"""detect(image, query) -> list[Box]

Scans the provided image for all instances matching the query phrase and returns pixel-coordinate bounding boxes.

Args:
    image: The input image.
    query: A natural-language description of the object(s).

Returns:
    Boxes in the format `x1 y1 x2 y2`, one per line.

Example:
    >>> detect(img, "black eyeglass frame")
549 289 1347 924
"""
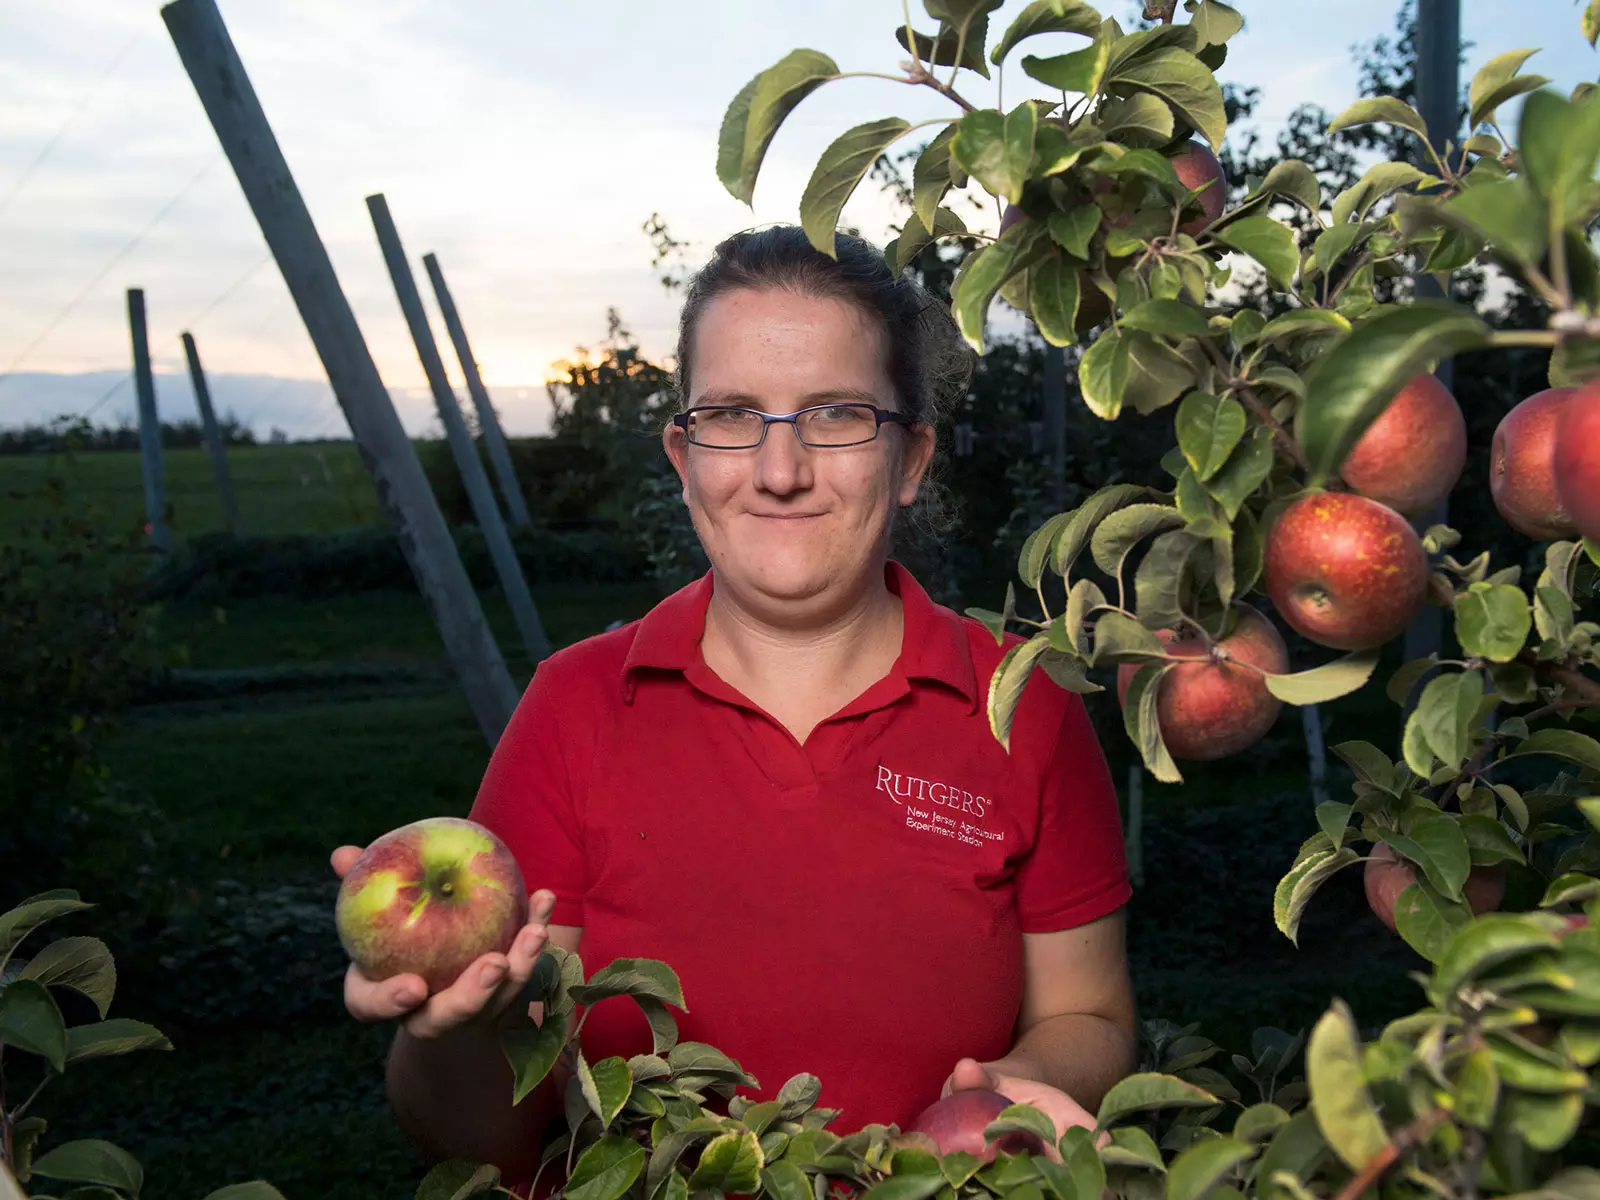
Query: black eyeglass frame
671 403 919 449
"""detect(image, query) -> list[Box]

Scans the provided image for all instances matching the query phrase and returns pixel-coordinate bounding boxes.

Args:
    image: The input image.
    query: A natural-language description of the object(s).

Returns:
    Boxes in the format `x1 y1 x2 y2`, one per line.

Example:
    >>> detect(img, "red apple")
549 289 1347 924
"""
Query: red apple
1558 913 1593 939
1491 388 1579 539
1554 381 1600 542
1263 492 1429 651
1169 141 1226 235
1339 374 1467 516
335 816 528 995
1363 841 1506 933
1115 606 1288 760
909 1090 1044 1162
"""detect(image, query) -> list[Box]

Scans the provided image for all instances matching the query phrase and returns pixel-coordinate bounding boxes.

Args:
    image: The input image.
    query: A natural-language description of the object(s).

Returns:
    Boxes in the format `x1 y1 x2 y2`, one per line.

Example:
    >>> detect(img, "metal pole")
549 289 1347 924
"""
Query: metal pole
161 0 518 744
368 195 550 666
1403 0 1460 693
1126 764 1144 889
423 252 533 529
181 331 242 535
128 288 172 553
1043 342 1067 511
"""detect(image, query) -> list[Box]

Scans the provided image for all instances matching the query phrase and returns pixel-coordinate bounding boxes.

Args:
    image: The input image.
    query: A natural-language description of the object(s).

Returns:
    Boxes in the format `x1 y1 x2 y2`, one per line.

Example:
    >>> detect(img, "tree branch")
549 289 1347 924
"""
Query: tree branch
902 61 977 112
1200 339 1312 473
1332 1108 1451 1200
1517 651 1600 704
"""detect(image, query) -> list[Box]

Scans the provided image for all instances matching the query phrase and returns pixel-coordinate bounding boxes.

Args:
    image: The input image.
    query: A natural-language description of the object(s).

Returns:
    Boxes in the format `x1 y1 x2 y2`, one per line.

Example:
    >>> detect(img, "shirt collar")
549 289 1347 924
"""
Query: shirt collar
620 561 978 711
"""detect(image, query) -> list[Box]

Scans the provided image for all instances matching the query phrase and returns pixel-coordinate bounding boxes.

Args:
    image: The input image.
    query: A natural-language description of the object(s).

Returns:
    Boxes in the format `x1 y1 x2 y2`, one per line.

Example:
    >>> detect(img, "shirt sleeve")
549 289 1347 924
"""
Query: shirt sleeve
468 658 589 927
1013 694 1132 933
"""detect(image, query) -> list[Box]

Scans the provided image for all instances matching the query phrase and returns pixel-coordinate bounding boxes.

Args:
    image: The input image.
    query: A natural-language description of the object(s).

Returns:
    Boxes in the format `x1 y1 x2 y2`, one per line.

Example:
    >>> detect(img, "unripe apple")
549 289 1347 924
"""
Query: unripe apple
1554 381 1600 542
1168 140 1226 235
1338 374 1467 516
1491 388 1579 539
909 1090 1044 1162
1263 492 1429 652
1363 841 1506 933
1115 606 1288 761
335 816 528 995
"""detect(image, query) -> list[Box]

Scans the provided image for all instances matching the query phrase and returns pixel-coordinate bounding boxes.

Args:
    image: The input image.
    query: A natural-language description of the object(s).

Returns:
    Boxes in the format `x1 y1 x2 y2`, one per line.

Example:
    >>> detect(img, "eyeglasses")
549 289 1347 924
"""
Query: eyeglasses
673 403 918 449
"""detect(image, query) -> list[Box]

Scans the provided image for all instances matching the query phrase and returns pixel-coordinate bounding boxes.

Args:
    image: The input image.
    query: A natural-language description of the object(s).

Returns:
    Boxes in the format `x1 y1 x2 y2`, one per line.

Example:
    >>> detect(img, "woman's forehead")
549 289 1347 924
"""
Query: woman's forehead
690 288 892 398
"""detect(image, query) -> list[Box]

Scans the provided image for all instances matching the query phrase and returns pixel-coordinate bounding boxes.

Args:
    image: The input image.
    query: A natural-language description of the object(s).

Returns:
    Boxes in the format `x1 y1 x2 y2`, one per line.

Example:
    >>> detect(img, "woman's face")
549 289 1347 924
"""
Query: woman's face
664 287 936 610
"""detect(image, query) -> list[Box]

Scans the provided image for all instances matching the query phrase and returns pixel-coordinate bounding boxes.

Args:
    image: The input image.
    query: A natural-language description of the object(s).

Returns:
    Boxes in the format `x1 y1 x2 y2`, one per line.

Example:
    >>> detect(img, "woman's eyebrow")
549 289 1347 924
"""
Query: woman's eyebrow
694 387 880 408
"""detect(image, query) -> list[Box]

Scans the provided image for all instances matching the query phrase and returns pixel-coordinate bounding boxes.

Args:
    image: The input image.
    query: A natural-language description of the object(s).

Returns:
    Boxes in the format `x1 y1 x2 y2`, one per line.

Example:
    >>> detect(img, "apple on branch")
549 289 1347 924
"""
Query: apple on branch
1116 605 1288 761
335 816 528 995
1339 373 1467 517
1491 387 1579 540
1363 841 1506 933
1555 380 1600 542
1263 492 1429 652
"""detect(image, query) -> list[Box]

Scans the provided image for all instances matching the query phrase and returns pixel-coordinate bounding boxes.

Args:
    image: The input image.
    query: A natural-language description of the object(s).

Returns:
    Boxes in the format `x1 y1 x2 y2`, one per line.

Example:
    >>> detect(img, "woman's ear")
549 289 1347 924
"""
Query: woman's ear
896 421 938 506
663 419 690 491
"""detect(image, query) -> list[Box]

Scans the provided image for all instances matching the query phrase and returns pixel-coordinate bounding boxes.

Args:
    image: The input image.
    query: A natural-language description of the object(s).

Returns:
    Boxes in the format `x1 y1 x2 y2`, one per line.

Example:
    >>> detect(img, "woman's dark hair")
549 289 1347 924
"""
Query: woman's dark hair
672 225 975 535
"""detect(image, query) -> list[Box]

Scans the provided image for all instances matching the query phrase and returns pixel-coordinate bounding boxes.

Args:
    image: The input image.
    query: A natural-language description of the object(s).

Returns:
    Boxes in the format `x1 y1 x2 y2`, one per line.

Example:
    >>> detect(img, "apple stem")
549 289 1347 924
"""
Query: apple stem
1330 1107 1449 1200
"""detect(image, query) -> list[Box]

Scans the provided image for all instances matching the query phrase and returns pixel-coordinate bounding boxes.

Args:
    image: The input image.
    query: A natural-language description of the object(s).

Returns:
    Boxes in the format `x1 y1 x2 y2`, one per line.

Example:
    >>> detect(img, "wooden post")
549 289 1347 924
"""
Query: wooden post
1304 703 1332 811
161 0 518 744
423 252 533 529
127 288 172 553
180 331 242 535
368 195 550 666
1125 765 1144 889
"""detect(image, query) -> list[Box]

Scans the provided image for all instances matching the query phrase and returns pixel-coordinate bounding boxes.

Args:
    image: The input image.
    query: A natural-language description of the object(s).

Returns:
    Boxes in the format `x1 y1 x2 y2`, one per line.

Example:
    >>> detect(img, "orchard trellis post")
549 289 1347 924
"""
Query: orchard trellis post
423 252 533 530
367 195 551 667
127 288 171 553
180 331 242 535
161 0 519 745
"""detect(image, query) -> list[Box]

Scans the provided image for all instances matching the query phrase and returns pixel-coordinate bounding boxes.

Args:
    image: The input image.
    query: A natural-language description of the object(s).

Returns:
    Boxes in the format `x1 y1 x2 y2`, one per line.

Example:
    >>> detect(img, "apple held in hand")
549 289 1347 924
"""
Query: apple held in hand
1363 841 1506 933
1116 606 1288 761
910 1090 1045 1162
1339 374 1467 517
1263 492 1429 652
1491 387 1579 539
1554 381 1600 542
335 816 528 995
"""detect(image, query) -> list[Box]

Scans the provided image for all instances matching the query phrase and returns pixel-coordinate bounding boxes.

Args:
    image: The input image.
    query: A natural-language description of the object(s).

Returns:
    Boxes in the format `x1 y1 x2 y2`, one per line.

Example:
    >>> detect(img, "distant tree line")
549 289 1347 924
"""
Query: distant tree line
0 413 259 455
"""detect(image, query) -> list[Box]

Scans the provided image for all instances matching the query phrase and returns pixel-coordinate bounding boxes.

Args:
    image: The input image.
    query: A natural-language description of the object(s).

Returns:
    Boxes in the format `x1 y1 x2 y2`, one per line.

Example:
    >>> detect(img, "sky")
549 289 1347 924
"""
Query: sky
0 1 1597 440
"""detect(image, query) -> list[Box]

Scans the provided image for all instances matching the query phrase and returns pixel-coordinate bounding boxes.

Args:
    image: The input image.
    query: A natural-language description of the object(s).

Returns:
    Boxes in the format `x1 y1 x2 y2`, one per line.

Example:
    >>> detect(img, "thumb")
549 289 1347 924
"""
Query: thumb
948 1057 999 1094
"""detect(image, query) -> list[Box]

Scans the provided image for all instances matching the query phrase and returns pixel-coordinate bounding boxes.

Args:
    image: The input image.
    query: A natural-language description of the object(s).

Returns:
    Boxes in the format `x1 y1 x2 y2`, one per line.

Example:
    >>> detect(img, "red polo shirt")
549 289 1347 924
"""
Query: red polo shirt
470 561 1130 1140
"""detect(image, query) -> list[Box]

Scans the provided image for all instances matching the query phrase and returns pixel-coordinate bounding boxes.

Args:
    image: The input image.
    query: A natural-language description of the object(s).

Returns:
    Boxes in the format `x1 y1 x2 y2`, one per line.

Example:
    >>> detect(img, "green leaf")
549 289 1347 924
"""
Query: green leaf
1079 327 1131 419
1097 1072 1219 1128
988 633 1051 752
1507 729 1600 774
1124 662 1181 784
1255 310 1350 349
1209 216 1298 290
1176 466 1228 538
0 892 91 962
502 1008 569 1104
1134 529 1203 631
1306 1001 1390 1170
1403 811 1473 901
1503 1090 1585 1152
1052 484 1151 577
200 1184 292 1200
762 1161 815 1200
1093 611 1168 665
914 125 966 233
30 1140 143 1194
415 1160 503 1200
861 1177 948 1200
1327 96 1429 142
1020 511 1076 590
1124 332 1199 415
1393 880 1472 963
1298 302 1488 485
720 51 840 206
1274 847 1360 946
1429 177 1549 266
1122 299 1212 339
1048 206 1101 258
1249 160 1321 216
1470 49 1546 127
951 227 1038 353
951 104 1036 205
1434 915 1558 998
0 977 66 1072
1335 161 1437 225
1030 255 1082 347
992 0 1101 64
1332 740 1396 790
1454 584 1533 662
65 1018 172 1065
1022 41 1110 96
1091 504 1186 575
579 1053 634 1130
567 1135 648 1200
17 936 115 1018
800 118 911 257
571 959 685 1009
1410 669 1483 773
1062 579 1107 656
1452 1045 1500 1131
1262 651 1379 705
1188 1 1242 48
1202 426 1274 521
1457 813 1525 867
897 21 993 79
1519 88 1600 224
689 1130 765 1194
1587 0 1600 46
1164 1136 1254 1200
1098 93 1177 146
1107 47 1227 149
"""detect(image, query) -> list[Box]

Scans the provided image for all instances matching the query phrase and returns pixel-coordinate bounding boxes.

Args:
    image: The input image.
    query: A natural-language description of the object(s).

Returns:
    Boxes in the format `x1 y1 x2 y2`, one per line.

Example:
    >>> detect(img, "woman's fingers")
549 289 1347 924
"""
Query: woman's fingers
344 962 428 1022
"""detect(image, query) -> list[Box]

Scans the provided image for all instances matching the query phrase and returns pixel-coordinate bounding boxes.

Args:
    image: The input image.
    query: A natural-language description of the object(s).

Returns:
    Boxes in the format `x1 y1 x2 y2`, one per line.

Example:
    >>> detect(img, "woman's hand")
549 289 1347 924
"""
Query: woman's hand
941 1056 1100 1160
331 844 558 1042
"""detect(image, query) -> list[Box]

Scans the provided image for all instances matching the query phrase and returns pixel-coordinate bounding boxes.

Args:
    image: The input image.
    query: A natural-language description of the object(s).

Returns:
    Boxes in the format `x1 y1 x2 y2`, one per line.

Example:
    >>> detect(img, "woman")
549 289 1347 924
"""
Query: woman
335 226 1137 1185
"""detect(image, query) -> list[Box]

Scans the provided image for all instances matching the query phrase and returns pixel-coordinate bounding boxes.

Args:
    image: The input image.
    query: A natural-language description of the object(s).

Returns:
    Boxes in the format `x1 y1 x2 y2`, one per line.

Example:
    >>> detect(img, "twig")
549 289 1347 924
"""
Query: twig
1332 1108 1451 1200
1199 339 1311 472
1518 652 1600 704
902 61 978 112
